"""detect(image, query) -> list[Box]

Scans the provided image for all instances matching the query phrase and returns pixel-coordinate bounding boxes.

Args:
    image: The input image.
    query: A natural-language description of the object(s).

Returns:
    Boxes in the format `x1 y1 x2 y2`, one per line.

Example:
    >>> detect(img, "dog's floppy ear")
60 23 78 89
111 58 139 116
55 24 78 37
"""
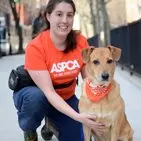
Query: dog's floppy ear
82 47 95 63
107 45 121 61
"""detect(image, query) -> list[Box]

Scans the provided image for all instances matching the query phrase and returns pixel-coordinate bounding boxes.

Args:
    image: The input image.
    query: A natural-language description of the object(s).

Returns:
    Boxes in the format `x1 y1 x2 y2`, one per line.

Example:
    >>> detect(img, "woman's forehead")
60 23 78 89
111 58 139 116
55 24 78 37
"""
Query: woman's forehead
53 2 74 13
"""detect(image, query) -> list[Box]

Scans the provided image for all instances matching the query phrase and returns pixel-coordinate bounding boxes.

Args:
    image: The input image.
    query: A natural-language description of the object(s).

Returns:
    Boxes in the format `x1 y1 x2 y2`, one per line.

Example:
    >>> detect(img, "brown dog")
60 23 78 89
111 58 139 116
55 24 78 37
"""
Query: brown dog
79 46 133 141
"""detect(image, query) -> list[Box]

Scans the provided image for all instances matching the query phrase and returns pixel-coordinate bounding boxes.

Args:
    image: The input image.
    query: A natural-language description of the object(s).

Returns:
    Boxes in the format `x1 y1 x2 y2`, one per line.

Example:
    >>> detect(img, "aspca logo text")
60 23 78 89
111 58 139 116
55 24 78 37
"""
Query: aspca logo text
51 60 80 73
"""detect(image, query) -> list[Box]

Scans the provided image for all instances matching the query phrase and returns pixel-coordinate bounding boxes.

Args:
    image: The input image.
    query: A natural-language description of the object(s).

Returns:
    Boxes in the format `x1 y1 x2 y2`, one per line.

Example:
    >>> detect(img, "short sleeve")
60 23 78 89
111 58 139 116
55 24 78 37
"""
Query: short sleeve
79 35 90 66
83 37 89 49
76 33 89 50
24 38 47 70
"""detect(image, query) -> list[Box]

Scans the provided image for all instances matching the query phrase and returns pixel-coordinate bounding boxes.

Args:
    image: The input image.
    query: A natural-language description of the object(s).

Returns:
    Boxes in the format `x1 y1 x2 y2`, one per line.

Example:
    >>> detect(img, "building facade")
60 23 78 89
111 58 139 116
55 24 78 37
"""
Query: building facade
125 0 141 23
106 0 141 27
75 0 141 38
0 0 10 15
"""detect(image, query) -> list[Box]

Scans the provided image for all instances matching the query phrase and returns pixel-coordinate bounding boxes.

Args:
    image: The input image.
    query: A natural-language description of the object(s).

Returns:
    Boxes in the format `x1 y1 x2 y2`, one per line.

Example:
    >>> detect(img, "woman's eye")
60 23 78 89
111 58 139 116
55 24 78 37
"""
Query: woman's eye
57 13 62 16
107 59 113 64
68 14 73 18
93 60 99 65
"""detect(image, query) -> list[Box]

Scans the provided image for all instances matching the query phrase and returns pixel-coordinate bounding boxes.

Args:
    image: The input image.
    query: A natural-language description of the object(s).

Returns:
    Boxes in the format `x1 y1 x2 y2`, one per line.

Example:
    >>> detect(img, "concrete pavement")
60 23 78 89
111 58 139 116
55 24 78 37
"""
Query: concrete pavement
0 54 141 141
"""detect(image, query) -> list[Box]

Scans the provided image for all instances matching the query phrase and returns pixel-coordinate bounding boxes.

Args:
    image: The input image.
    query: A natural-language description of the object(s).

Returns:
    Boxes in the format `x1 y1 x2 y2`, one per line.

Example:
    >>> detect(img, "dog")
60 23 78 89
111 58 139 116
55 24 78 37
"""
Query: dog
79 45 133 141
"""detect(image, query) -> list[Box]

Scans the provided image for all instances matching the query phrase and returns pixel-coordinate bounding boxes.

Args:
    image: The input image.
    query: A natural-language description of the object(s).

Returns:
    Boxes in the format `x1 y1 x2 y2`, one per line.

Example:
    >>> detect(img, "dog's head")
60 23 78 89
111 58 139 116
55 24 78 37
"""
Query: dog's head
82 45 121 85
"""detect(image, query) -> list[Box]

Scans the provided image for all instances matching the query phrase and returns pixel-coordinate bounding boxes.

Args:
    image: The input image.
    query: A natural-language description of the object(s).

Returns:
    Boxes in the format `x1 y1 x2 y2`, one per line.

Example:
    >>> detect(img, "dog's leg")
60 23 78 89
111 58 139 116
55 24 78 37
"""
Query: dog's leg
94 135 102 141
129 137 133 141
118 137 133 141
83 125 91 141
118 136 133 141
118 114 133 141
111 113 124 141
111 124 120 141
92 130 103 141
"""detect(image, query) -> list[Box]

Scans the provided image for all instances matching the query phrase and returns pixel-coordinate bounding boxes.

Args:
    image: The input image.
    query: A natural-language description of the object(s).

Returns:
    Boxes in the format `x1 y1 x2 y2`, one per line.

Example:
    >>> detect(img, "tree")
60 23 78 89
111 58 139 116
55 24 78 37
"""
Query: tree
89 0 111 46
89 0 102 46
99 0 111 45
9 0 24 54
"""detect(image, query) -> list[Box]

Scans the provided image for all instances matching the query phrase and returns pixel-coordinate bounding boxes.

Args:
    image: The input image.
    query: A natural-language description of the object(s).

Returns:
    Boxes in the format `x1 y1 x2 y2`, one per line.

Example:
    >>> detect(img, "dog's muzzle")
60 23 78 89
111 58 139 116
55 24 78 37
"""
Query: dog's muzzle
101 72 109 81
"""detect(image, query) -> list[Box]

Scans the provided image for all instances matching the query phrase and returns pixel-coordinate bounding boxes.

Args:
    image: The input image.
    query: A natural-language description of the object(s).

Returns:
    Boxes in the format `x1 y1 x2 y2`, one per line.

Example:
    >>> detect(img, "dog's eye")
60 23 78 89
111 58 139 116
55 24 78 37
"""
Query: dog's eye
107 59 113 64
93 60 100 65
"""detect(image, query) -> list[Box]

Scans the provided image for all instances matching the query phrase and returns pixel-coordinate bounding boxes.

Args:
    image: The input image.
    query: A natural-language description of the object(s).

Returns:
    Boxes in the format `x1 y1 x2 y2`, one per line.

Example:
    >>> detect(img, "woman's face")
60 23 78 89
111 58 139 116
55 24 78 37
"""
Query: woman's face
46 2 74 37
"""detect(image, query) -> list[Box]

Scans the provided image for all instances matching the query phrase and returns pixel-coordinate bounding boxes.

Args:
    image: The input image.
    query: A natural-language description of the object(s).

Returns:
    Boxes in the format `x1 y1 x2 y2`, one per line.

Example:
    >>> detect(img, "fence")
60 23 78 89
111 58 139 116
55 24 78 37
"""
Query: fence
87 19 141 75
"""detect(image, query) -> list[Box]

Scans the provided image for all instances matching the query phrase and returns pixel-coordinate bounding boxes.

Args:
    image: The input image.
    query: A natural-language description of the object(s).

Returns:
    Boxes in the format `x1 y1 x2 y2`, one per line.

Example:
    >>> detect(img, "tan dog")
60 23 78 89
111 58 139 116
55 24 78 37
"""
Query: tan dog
79 46 133 141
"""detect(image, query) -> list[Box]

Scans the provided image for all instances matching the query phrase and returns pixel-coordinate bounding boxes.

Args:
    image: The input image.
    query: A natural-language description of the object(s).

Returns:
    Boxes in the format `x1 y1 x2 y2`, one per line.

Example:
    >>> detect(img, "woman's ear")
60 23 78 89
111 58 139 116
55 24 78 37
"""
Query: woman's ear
46 13 50 22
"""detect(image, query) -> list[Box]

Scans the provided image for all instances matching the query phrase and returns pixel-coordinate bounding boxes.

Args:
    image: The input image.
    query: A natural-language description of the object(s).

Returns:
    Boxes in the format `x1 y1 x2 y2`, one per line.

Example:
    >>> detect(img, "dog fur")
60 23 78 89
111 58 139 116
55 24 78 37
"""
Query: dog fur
79 46 133 141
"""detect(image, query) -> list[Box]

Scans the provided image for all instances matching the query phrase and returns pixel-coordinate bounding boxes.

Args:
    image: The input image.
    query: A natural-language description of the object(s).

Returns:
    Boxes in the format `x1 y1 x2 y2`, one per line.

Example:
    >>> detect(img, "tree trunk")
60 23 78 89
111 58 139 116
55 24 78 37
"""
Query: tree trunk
89 0 97 34
89 0 103 47
9 0 24 54
0 34 2 57
98 0 111 45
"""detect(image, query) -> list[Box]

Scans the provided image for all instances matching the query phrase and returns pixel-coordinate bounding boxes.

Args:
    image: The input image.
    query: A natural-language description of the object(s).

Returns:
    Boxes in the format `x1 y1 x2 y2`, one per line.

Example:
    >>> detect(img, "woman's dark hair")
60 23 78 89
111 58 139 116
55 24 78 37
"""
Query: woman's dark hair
44 0 78 53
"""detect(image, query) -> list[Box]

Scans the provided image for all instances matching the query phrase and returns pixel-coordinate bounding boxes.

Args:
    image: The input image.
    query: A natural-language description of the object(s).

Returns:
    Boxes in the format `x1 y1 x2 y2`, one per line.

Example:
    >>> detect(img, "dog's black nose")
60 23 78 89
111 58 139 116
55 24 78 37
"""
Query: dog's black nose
102 73 109 81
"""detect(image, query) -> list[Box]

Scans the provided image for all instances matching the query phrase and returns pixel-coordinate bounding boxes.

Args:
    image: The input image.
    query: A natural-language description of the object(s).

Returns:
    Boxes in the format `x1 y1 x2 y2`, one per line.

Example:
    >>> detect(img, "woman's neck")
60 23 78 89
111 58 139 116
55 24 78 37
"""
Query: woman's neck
50 30 67 51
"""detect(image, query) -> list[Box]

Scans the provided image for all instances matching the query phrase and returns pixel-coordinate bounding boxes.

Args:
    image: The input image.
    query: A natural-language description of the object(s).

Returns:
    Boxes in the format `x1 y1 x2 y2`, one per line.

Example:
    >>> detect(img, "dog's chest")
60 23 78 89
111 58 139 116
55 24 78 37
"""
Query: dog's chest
84 99 116 124
80 91 122 125
91 104 115 125
79 81 123 124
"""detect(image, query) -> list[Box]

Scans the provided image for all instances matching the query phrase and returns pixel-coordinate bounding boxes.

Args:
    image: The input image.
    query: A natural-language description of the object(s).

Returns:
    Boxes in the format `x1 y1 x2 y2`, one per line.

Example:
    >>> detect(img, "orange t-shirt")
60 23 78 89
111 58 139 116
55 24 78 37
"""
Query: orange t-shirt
25 30 89 99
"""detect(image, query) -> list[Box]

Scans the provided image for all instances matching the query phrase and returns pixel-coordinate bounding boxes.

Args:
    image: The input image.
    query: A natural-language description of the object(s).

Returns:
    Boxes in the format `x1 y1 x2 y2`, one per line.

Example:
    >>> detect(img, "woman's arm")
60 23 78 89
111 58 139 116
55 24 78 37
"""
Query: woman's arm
28 70 80 120
28 70 105 132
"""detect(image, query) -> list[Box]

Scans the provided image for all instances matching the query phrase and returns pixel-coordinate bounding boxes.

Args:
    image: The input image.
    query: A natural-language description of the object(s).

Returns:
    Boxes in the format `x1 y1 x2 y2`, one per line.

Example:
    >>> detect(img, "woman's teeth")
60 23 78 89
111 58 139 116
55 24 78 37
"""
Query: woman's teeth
59 26 68 31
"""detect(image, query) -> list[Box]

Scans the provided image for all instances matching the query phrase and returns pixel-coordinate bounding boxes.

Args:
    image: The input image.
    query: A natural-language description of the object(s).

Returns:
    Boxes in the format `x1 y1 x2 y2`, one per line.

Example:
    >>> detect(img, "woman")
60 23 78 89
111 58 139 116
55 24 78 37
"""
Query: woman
13 0 105 141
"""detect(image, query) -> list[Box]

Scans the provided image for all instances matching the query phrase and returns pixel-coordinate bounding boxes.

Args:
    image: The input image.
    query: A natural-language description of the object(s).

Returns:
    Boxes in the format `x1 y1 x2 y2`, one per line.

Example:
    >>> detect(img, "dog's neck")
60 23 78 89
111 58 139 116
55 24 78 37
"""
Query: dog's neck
85 78 112 102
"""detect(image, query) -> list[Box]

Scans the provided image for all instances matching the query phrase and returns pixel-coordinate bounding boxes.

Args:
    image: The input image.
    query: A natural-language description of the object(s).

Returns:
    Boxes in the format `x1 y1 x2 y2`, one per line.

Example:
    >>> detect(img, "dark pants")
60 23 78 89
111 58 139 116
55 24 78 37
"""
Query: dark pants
13 86 84 141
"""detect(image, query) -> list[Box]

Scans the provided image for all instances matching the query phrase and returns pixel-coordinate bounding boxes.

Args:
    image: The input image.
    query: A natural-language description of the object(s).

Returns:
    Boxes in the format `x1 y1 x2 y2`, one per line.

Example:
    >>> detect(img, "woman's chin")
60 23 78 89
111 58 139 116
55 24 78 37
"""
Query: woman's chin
58 31 70 36
56 28 71 35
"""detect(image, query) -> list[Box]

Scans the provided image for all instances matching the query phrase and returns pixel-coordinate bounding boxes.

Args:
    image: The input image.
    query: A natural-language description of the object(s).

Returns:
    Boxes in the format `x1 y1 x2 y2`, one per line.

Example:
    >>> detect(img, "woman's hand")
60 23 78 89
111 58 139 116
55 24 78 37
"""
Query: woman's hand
77 113 106 135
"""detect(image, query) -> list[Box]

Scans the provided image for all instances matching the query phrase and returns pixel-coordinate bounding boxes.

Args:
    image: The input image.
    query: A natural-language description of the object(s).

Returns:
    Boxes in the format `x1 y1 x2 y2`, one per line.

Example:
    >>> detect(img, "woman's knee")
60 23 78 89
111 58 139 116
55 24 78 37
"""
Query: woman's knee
13 86 47 112
13 87 47 131
24 86 46 103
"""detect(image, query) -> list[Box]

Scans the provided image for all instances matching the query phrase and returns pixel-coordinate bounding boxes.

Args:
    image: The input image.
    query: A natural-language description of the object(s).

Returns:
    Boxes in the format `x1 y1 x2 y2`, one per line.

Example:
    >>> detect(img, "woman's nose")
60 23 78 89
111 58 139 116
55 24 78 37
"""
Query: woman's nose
62 16 68 23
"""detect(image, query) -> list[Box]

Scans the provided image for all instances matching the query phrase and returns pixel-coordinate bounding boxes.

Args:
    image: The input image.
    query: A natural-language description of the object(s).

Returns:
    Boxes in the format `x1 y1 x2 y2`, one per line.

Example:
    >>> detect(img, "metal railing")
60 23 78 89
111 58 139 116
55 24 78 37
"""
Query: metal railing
87 19 141 75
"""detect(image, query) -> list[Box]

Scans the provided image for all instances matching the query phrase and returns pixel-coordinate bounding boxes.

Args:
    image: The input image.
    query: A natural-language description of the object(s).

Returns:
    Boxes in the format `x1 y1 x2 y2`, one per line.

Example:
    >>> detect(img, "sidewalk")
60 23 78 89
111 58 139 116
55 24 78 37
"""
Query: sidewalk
116 64 141 89
0 55 57 141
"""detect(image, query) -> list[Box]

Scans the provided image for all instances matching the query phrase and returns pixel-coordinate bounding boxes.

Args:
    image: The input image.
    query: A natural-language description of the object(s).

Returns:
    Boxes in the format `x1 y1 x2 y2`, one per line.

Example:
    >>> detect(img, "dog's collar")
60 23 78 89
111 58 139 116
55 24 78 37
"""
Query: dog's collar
86 79 112 102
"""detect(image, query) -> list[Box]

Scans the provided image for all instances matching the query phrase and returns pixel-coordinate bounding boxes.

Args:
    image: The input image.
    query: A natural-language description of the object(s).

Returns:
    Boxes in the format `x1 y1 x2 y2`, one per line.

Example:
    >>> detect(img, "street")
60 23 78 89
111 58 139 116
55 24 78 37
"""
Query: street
0 54 141 141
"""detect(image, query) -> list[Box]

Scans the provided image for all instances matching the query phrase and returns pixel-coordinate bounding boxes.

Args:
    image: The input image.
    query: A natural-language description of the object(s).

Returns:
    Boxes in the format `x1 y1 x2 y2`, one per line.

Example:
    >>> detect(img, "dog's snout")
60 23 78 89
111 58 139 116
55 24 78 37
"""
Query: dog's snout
102 72 109 81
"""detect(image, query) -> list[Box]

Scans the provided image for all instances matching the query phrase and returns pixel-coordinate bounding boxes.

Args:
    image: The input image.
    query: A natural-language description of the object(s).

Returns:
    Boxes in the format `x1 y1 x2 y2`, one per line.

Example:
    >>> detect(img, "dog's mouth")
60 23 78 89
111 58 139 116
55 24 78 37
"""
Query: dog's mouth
87 71 112 86
100 80 111 86
90 80 110 87
93 75 111 87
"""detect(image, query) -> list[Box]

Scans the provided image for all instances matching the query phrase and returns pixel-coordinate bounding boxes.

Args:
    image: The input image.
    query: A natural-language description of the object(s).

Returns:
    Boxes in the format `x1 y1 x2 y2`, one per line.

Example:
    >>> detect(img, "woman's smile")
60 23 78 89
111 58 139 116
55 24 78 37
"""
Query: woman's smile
58 25 69 31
